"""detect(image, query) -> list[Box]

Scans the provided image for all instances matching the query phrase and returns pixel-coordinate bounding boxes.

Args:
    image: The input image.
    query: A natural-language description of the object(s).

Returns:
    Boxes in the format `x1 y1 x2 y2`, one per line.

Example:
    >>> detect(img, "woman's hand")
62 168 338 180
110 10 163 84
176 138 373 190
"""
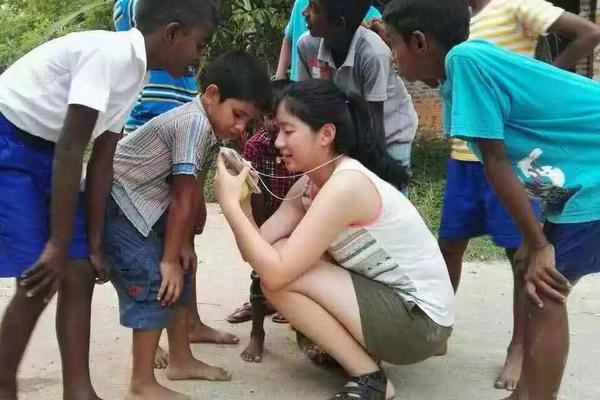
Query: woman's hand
214 154 251 211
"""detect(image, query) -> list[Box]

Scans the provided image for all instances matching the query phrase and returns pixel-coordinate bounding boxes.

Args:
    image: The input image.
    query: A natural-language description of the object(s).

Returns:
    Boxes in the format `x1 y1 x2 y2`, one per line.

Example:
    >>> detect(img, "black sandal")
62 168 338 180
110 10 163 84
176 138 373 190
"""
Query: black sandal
330 370 388 400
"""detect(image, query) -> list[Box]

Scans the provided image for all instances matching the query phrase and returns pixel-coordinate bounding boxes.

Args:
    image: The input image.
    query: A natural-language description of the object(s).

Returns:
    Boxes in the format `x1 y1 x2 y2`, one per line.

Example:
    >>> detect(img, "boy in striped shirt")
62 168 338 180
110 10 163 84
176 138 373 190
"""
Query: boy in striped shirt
438 0 600 391
90 52 271 400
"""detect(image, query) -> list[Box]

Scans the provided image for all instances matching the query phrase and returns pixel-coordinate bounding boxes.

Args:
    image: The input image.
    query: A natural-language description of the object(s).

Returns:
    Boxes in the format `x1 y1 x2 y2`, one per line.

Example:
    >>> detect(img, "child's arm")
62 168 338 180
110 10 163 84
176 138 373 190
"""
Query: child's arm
85 131 122 284
275 37 292 80
367 101 386 145
547 12 600 70
159 175 197 306
478 139 571 308
21 105 98 301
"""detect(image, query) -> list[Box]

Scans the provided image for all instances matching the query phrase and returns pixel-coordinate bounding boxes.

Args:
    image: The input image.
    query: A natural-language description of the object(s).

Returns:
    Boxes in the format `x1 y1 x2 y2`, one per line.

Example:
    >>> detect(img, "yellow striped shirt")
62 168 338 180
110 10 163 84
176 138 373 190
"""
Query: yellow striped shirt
451 0 564 162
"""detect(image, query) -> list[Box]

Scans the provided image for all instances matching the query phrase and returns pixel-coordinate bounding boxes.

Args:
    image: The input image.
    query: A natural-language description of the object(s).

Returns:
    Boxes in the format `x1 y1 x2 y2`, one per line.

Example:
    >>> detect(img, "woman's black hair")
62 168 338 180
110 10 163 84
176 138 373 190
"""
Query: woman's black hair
282 79 409 191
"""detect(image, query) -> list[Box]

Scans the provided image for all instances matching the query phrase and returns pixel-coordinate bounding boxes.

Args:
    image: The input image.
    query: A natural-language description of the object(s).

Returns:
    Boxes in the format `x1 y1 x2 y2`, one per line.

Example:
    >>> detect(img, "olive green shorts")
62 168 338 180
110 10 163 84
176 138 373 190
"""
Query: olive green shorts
351 272 452 365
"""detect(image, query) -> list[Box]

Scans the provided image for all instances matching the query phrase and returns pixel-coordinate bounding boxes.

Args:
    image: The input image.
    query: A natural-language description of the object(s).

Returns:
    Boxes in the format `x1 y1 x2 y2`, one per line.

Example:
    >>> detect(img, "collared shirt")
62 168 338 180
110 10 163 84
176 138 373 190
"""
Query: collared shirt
283 0 381 81
243 127 299 216
112 97 219 236
451 0 564 162
0 29 148 142
297 27 418 145
113 0 198 133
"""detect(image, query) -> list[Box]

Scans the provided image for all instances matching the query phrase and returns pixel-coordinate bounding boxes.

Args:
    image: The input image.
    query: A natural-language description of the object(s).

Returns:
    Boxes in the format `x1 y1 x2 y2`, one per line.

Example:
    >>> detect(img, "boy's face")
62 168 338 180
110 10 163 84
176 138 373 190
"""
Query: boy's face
160 24 213 78
203 85 260 140
303 0 334 38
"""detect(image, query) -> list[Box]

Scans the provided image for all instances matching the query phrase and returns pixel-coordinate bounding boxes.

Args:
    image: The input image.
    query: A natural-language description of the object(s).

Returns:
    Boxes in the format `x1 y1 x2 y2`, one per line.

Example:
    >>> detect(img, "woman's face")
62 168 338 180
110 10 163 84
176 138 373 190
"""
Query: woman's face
274 102 332 173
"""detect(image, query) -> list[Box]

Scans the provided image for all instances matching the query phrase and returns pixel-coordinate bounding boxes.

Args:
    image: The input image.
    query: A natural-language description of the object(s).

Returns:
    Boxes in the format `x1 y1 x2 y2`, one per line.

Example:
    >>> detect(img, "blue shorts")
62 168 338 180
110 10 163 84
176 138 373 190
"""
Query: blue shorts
439 159 542 249
104 198 191 330
545 220 600 283
0 114 88 277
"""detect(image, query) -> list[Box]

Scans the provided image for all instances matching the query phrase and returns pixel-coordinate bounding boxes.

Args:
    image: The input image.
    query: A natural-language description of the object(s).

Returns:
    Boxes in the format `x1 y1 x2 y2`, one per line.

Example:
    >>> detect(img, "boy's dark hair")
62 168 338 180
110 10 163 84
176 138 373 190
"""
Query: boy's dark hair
319 0 370 33
199 51 272 112
271 79 293 110
383 0 470 50
135 0 219 34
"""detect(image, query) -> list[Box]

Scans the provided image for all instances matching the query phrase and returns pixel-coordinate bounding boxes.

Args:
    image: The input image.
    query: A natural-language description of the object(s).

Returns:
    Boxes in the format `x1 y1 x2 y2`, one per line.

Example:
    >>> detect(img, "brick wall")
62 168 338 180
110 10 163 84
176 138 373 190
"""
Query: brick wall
410 0 600 135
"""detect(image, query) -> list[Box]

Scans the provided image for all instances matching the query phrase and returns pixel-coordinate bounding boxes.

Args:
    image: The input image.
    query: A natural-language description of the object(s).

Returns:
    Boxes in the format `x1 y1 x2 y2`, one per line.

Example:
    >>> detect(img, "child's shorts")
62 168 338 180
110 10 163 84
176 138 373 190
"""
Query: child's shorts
104 198 191 330
439 159 542 248
0 114 88 277
544 220 600 283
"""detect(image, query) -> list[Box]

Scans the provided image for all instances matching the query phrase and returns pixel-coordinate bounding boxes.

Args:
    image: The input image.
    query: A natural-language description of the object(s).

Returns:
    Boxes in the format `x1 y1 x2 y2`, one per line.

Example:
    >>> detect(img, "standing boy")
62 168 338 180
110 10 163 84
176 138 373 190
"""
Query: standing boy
275 0 381 81
384 0 600 398
96 51 271 400
114 0 238 370
0 1 217 399
298 0 418 170
440 0 600 391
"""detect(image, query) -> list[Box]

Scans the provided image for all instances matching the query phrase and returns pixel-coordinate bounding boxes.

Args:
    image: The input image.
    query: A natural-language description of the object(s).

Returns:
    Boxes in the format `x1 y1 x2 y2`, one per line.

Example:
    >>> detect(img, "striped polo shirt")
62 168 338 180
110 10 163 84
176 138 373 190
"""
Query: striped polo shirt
111 98 219 236
113 0 198 133
451 0 564 162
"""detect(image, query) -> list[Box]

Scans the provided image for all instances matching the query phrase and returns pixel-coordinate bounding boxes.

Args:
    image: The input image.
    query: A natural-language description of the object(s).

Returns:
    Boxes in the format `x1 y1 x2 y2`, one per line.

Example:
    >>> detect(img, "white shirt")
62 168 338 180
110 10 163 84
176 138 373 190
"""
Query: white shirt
302 158 455 327
0 29 148 142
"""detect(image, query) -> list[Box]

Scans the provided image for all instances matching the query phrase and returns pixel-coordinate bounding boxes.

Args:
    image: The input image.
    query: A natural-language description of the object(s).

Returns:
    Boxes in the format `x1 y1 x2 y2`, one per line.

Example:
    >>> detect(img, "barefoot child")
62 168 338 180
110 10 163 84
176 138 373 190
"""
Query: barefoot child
97 51 271 400
215 79 454 400
235 79 299 363
0 0 216 398
298 0 418 170
113 0 238 370
383 0 600 398
439 0 600 391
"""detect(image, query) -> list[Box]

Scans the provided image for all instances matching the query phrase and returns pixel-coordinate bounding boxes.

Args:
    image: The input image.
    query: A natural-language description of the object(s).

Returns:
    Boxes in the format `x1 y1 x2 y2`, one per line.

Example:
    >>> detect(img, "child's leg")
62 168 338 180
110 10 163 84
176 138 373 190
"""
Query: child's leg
165 305 232 381
128 329 189 400
241 272 267 363
56 259 101 400
439 239 470 291
0 284 48 399
186 272 238 345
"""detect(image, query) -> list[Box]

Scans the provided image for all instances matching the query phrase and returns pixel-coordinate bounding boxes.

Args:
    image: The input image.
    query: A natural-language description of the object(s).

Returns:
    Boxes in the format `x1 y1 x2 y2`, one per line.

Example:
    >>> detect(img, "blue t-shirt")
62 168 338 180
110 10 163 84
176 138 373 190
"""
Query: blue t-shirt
113 0 198 132
284 0 381 81
441 40 600 224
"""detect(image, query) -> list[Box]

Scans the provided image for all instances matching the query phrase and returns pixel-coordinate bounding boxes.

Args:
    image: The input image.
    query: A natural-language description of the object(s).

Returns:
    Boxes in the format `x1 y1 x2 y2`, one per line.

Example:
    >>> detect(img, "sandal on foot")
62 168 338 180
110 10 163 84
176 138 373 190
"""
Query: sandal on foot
271 312 288 324
330 370 388 400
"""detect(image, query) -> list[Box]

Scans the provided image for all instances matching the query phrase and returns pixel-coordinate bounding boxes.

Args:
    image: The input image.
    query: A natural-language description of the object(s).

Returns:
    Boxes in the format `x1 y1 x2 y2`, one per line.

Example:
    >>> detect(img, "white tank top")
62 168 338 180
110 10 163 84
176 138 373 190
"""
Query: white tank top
302 158 455 327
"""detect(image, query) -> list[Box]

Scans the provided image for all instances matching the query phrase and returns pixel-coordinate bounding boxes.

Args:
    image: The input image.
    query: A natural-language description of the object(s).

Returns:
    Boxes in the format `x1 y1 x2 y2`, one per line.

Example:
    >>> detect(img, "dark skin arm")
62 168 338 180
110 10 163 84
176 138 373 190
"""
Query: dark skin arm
158 174 198 306
549 12 600 70
21 105 98 302
367 101 386 146
478 139 571 308
85 131 121 284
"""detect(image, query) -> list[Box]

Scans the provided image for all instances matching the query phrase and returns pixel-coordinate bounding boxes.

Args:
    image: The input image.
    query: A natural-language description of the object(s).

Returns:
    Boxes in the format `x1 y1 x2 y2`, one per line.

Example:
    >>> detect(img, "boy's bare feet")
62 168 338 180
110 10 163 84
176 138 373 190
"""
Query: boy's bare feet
188 321 239 345
495 345 523 391
154 346 169 369
166 359 232 381
126 381 189 400
241 334 264 363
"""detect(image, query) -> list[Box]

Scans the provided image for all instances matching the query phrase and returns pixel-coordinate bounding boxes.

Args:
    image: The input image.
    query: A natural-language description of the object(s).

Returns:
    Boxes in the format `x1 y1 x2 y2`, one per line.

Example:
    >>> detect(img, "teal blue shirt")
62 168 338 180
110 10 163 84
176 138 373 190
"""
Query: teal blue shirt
284 0 381 81
441 40 600 224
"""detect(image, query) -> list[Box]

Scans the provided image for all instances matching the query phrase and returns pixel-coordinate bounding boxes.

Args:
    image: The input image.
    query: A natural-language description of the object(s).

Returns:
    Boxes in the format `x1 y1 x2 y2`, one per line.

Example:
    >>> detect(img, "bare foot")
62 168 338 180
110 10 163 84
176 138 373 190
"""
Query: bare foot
495 345 523 391
126 381 189 400
166 359 232 381
154 345 169 369
188 321 239 345
241 334 264 363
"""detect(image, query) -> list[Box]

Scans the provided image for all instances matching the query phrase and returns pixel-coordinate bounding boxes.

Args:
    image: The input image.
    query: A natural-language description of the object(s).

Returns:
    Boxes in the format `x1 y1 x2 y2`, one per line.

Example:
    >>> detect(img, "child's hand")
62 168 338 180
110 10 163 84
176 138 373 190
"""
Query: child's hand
214 154 251 209
20 240 67 303
89 252 111 284
158 260 184 306
524 244 571 308
180 243 198 273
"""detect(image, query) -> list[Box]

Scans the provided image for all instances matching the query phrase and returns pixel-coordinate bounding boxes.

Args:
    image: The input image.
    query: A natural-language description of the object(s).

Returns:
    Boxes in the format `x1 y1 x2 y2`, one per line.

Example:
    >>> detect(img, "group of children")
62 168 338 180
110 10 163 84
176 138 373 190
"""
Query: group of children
0 0 599 399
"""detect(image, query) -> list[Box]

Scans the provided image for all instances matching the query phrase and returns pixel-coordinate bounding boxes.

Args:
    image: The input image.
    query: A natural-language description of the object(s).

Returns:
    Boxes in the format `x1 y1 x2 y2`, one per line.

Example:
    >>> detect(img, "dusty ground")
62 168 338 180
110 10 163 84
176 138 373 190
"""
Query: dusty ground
1 204 599 400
